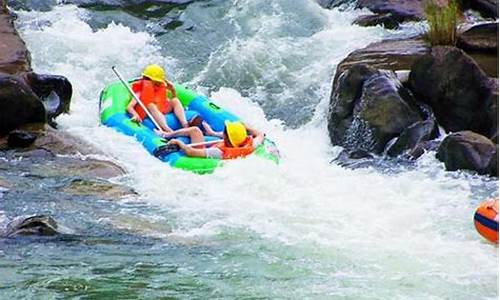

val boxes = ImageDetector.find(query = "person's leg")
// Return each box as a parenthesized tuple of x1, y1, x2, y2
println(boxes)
(171, 98, 189, 128)
(163, 127, 205, 146)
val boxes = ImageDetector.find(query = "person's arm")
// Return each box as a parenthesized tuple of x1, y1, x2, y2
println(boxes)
(147, 103, 172, 132)
(245, 125, 265, 145)
(165, 80, 177, 99)
(168, 139, 207, 158)
(126, 98, 141, 121)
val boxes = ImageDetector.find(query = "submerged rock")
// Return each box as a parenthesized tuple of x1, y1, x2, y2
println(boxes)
(3, 215, 60, 236)
(436, 131, 498, 176)
(328, 64, 423, 154)
(61, 178, 136, 200)
(408, 46, 498, 139)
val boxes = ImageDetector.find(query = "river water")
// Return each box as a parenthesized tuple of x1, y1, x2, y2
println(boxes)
(2, 0, 498, 298)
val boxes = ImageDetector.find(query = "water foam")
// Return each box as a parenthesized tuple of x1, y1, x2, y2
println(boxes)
(16, 3, 498, 298)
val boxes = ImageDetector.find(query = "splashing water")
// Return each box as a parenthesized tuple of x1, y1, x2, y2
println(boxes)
(7, 1, 499, 298)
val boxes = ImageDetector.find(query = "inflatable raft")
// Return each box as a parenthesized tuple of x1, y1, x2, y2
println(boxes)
(473, 198, 499, 244)
(99, 79, 279, 174)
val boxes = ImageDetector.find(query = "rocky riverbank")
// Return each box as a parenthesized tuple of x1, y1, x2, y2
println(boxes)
(0, 0, 134, 235)
(325, 0, 499, 177)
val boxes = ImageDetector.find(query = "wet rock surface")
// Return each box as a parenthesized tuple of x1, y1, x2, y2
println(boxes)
(356, 0, 425, 21)
(7, 129, 38, 148)
(408, 46, 498, 139)
(3, 215, 60, 236)
(386, 117, 439, 157)
(461, 0, 499, 18)
(0, 74, 46, 136)
(328, 64, 424, 154)
(458, 22, 499, 53)
(436, 131, 498, 176)
(61, 178, 136, 200)
(353, 13, 400, 29)
(334, 38, 430, 83)
(0, 1, 31, 75)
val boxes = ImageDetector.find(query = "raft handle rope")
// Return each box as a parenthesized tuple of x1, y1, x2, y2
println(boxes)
(111, 66, 163, 132)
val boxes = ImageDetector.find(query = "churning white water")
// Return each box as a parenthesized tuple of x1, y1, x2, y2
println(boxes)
(16, 2, 498, 298)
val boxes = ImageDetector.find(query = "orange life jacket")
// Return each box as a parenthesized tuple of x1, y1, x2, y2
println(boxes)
(214, 136, 255, 159)
(131, 79, 170, 121)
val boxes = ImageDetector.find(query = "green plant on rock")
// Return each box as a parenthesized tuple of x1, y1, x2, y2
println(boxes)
(424, 0, 459, 46)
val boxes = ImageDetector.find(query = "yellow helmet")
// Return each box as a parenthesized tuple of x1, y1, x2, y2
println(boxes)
(142, 64, 166, 82)
(225, 121, 247, 147)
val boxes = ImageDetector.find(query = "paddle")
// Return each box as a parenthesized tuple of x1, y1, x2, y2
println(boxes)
(154, 139, 223, 157)
(111, 66, 163, 132)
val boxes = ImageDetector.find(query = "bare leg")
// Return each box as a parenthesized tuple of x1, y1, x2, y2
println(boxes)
(163, 127, 205, 146)
(171, 98, 189, 128)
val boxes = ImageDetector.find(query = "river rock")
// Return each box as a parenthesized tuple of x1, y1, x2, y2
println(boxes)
(436, 131, 498, 176)
(328, 64, 423, 153)
(3, 215, 60, 236)
(408, 46, 498, 139)
(458, 22, 499, 53)
(7, 130, 37, 148)
(0, 74, 46, 136)
(24, 72, 72, 123)
(316, 0, 352, 8)
(334, 38, 430, 83)
(353, 13, 400, 29)
(0, 1, 31, 75)
(461, 0, 499, 18)
(386, 117, 439, 157)
(61, 178, 136, 200)
(356, 0, 425, 22)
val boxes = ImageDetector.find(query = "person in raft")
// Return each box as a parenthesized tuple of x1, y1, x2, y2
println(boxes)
(167, 121, 265, 159)
(126, 64, 204, 142)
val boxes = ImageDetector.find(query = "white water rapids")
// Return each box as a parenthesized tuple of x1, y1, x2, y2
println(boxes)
(15, 1, 498, 298)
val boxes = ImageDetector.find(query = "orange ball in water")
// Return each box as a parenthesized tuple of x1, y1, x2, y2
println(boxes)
(474, 199, 499, 244)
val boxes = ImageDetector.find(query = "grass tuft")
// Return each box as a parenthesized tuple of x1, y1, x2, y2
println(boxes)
(424, 0, 459, 46)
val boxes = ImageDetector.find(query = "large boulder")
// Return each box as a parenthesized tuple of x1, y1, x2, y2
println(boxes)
(408, 46, 498, 139)
(0, 74, 46, 136)
(334, 38, 430, 83)
(0, 1, 31, 75)
(25, 72, 72, 122)
(436, 131, 498, 176)
(328, 64, 423, 153)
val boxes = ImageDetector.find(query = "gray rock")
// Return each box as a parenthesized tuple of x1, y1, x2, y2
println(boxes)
(409, 46, 498, 139)
(436, 131, 498, 176)
(328, 64, 423, 154)
(353, 13, 400, 29)
(4, 215, 60, 236)
(386, 117, 438, 157)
